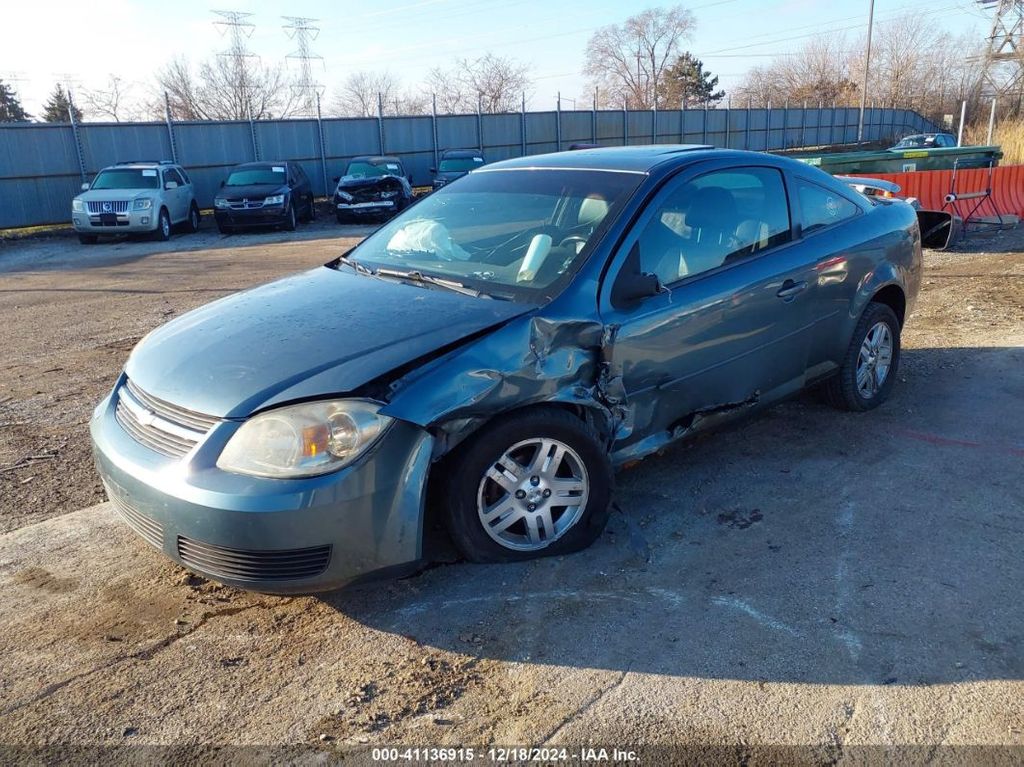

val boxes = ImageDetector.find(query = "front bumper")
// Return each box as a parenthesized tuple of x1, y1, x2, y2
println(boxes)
(214, 207, 289, 228)
(335, 199, 395, 216)
(90, 381, 433, 593)
(72, 209, 159, 233)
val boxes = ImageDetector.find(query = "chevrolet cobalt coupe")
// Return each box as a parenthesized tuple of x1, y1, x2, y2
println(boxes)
(91, 146, 921, 592)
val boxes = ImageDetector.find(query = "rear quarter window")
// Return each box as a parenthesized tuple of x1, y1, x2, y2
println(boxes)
(796, 180, 860, 234)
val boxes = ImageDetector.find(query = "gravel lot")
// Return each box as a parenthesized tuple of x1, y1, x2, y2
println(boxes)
(0, 218, 1021, 756)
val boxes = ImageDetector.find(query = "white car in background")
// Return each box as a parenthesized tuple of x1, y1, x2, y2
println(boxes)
(72, 161, 200, 244)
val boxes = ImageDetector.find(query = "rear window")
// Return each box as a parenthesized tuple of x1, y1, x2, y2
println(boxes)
(91, 169, 160, 190)
(225, 167, 286, 186)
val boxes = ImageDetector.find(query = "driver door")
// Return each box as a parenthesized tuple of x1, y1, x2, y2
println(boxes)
(599, 163, 819, 451)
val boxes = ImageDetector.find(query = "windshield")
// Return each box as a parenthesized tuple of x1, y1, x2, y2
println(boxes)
(90, 169, 160, 190)
(893, 135, 935, 149)
(226, 167, 286, 186)
(439, 157, 484, 173)
(344, 169, 641, 302)
(345, 161, 402, 179)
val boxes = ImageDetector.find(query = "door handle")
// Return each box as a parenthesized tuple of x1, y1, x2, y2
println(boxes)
(776, 279, 807, 301)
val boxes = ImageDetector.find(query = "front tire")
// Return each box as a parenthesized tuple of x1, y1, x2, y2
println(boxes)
(440, 408, 612, 563)
(825, 301, 901, 411)
(154, 208, 171, 241)
(78, 234, 98, 245)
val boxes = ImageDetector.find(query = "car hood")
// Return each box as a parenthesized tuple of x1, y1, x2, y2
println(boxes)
(78, 189, 155, 201)
(336, 175, 404, 192)
(124, 266, 529, 419)
(217, 183, 288, 199)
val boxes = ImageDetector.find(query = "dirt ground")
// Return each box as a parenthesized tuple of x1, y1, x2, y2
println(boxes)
(0, 219, 1022, 758)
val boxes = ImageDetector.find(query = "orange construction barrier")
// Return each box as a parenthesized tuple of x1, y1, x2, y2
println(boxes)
(858, 165, 1024, 219)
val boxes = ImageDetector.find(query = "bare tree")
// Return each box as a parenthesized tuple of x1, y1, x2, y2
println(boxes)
(426, 53, 531, 114)
(733, 35, 857, 107)
(332, 71, 400, 117)
(460, 53, 531, 113)
(81, 76, 137, 122)
(425, 66, 470, 113)
(584, 5, 696, 109)
(157, 55, 299, 121)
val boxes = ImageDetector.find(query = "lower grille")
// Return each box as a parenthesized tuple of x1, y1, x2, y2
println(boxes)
(177, 537, 332, 582)
(106, 483, 164, 549)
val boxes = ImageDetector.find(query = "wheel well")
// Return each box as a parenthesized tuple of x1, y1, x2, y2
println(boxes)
(871, 285, 906, 327)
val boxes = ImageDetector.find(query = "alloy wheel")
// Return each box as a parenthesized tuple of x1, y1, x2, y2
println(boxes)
(856, 321, 893, 399)
(476, 438, 589, 551)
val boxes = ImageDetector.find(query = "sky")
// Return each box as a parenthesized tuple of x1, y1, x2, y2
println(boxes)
(2, 0, 990, 118)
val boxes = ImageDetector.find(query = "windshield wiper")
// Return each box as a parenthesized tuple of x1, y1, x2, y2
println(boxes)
(336, 255, 375, 277)
(375, 268, 482, 298)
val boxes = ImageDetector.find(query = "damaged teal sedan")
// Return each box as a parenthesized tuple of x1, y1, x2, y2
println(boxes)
(91, 146, 922, 592)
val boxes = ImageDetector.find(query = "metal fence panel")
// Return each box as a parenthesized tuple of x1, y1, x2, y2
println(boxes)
(0, 107, 940, 229)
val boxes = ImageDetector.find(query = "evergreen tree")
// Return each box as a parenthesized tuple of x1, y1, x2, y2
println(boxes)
(41, 83, 82, 123)
(659, 53, 726, 108)
(0, 79, 30, 122)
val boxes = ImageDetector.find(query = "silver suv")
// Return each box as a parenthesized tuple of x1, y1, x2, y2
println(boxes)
(72, 161, 200, 244)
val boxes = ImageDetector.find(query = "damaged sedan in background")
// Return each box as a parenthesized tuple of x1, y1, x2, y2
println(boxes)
(90, 146, 921, 593)
(333, 155, 414, 223)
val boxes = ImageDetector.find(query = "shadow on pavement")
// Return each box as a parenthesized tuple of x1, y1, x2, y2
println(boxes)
(323, 346, 1024, 686)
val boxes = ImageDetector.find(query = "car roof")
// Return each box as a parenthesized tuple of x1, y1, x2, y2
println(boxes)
(477, 145, 838, 176)
(231, 161, 290, 169)
(482, 144, 719, 173)
(350, 155, 402, 164)
(104, 161, 177, 170)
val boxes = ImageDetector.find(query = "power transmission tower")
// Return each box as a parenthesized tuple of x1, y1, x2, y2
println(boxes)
(283, 16, 324, 118)
(975, 0, 1024, 110)
(213, 10, 259, 118)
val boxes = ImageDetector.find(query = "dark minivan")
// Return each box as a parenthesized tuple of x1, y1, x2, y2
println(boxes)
(214, 161, 315, 233)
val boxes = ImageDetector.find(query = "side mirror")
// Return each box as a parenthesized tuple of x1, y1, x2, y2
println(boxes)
(332, 175, 340, 183)
(81, 182, 90, 191)
(164, 181, 178, 190)
(219, 180, 225, 187)
(429, 167, 436, 174)
(611, 242, 662, 308)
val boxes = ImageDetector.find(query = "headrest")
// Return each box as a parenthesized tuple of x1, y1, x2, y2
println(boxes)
(578, 196, 609, 228)
(687, 187, 737, 231)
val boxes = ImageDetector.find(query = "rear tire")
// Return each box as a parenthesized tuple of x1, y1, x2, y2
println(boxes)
(154, 208, 171, 241)
(440, 408, 612, 563)
(825, 301, 901, 412)
(216, 220, 233, 235)
(305, 196, 316, 221)
(283, 201, 297, 232)
(186, 203, 200, 233)
(78, 234, 98, 245)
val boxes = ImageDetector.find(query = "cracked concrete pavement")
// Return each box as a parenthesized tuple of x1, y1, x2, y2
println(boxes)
(0, 225, 1022, 757)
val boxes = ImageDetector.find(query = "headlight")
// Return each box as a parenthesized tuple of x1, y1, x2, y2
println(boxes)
(216, 400, 392, 478)
(214, 198, 229, 209)
(336, 190, 353, 202)
(264, 194, 285, 206)
(133, 198, 153, 211)
(379, 190, 399, 199)
(72, 199, 84, 211)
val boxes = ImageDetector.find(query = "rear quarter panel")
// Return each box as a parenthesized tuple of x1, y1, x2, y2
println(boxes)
(812, 201, 921, 369)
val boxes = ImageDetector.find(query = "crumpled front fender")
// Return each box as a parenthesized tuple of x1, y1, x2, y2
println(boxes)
(379, 313, 623, 454)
